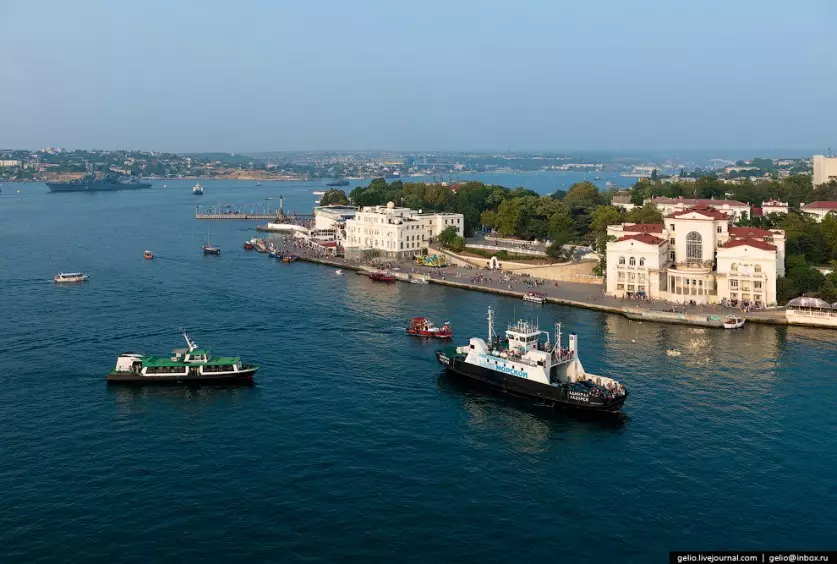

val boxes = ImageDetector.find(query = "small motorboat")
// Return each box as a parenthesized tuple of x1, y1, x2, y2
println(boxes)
(407, 317, 452, 339)
(255, 181, 262, 186)
(666, 349, 681, 357)
(723, 316, 745, 329)
(143, 250, 154, 260)
(281, 255, 298, 263)
(54, 272, 89, 284)
(243, 238, 256, 251)
(369, 272, 395, 282)
(254, 239, 269, 253)
(335, 269, 343, 275)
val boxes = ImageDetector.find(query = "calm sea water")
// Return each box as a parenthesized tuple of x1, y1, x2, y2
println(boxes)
(1, 180, 835, 563)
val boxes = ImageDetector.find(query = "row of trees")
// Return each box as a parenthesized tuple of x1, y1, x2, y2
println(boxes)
(629, 174, 837, 207)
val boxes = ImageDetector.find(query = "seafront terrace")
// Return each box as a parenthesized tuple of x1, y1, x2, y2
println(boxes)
(279, 240, 789, 327)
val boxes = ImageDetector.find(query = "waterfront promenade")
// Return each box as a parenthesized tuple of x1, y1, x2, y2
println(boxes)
(281, 243, 788, 326)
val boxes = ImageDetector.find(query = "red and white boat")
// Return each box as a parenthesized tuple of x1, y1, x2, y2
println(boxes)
(143, 250, 154, 260)
(407, 317, 453, 339)
(369, 272, 395, 282)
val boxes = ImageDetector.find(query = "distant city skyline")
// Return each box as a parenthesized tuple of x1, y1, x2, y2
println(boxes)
(1, 0, 835, 153)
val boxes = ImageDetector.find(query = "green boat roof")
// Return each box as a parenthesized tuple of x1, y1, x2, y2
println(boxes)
(142, 355, 240, 367)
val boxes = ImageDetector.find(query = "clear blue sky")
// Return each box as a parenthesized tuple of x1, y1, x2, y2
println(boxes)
(1, 0, 835, 153)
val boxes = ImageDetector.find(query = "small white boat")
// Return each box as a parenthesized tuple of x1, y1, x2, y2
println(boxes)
(54, 272, 89, 283)
(523, 292, 547, 304)
(335, 269, 343, 275)
(192, 183, 204, 195)
(410, 278, 429, 284)
(666, 349, 681, 357)
(723, 316, 745, 329)
(312, 190, 326, 196)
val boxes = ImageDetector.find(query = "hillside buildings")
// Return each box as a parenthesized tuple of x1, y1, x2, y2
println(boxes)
(813, 154, 837, 187)
(344, 202, 463, 258)
(606, 207, 785, 306)
(800, 201, 837, 222)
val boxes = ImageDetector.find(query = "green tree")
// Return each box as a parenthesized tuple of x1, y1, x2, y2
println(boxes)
(319, 189, 349, 206)
(626, 202, 664, 224)
(437, 226, 460, 248)
(589, 205, 624, 235)
(494, 198, 522, 236)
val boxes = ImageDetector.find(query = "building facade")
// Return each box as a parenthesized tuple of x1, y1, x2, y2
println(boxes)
(606, 207, 785, 306)
(344, 202, 464, 258)
(801, 201, 837, 222)
(648, 197, 751, 221)
(813, 154, 837, 187)
(761, 200, 789, 215)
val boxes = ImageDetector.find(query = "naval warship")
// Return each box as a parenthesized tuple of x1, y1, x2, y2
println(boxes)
(46, 173, 151, 192)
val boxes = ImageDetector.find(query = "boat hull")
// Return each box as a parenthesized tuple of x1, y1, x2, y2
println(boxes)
(407, 329, 452, 339)
(436, 351, 626, 413)
(107, 366, 258, 385)
(47, 182, 151, 192)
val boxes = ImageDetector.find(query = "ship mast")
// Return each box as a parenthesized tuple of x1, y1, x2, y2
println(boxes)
(553, 322, 562, 354)
(487, 306, 496, 344)
(180, 327, 198, 352)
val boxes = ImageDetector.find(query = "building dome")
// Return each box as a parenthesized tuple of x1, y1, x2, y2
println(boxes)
(387, 201, 395, 209)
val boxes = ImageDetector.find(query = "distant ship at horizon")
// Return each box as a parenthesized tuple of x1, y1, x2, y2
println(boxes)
(326, 178, 349, 187)
(46, 174, 151, 193)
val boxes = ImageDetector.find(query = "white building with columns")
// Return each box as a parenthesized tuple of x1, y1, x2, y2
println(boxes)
(606, 207, 785, 306)
(344, 201, 464, 258)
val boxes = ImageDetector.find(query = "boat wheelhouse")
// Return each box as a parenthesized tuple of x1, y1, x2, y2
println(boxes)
(54, 272, 89, 283)
(107, 329, 258, 384)
(436, 307, 627, 413)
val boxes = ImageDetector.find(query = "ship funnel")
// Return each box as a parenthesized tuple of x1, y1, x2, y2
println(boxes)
(569, 333, 578, 356)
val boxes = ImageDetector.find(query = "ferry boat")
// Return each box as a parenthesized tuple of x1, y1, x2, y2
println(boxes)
(523, 291, 547, 304)
(107, 329, 258, 385)
(723, 316, 745, 329)
(192, 183, 204, 195)
(369, 272, 395, 282)
(407, 317, 452, 339)
(54, 272, 89, 284)
(143, 250, 154, 260)
(436, 307, 628, 413)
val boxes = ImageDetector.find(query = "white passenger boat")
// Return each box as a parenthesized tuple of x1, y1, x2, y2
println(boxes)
(192, 183, 204, 195)
(523, 291, 547, 304)
(54, 272, 89, 283)
(723, 316, 745, 329)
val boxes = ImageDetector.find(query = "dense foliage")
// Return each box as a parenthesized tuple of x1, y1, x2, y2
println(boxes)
(319, 189, 349, 206)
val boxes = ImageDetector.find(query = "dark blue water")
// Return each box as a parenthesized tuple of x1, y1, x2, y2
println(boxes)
(1, 181, 835, 562)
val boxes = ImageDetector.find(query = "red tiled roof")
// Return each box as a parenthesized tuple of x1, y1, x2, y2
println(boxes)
(802, 201, 837, 209)
(729, 226, 774, 238)
(622, 223, 664, 233)
(615, 233, 666, 246)
(665, 206, 729, 220)
(652, 197, 749, 207)
(719, 238, 776, 251)
(751, 207, 764, 217)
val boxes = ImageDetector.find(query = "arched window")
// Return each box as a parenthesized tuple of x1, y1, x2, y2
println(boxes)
(731, 263, 738, 272)
(686, 231, 702, 262)
(629, 257, 636, 266)
(618, 256, 625, 265)
(639, 257, 645, 266)
(754, 264, 761, 273)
